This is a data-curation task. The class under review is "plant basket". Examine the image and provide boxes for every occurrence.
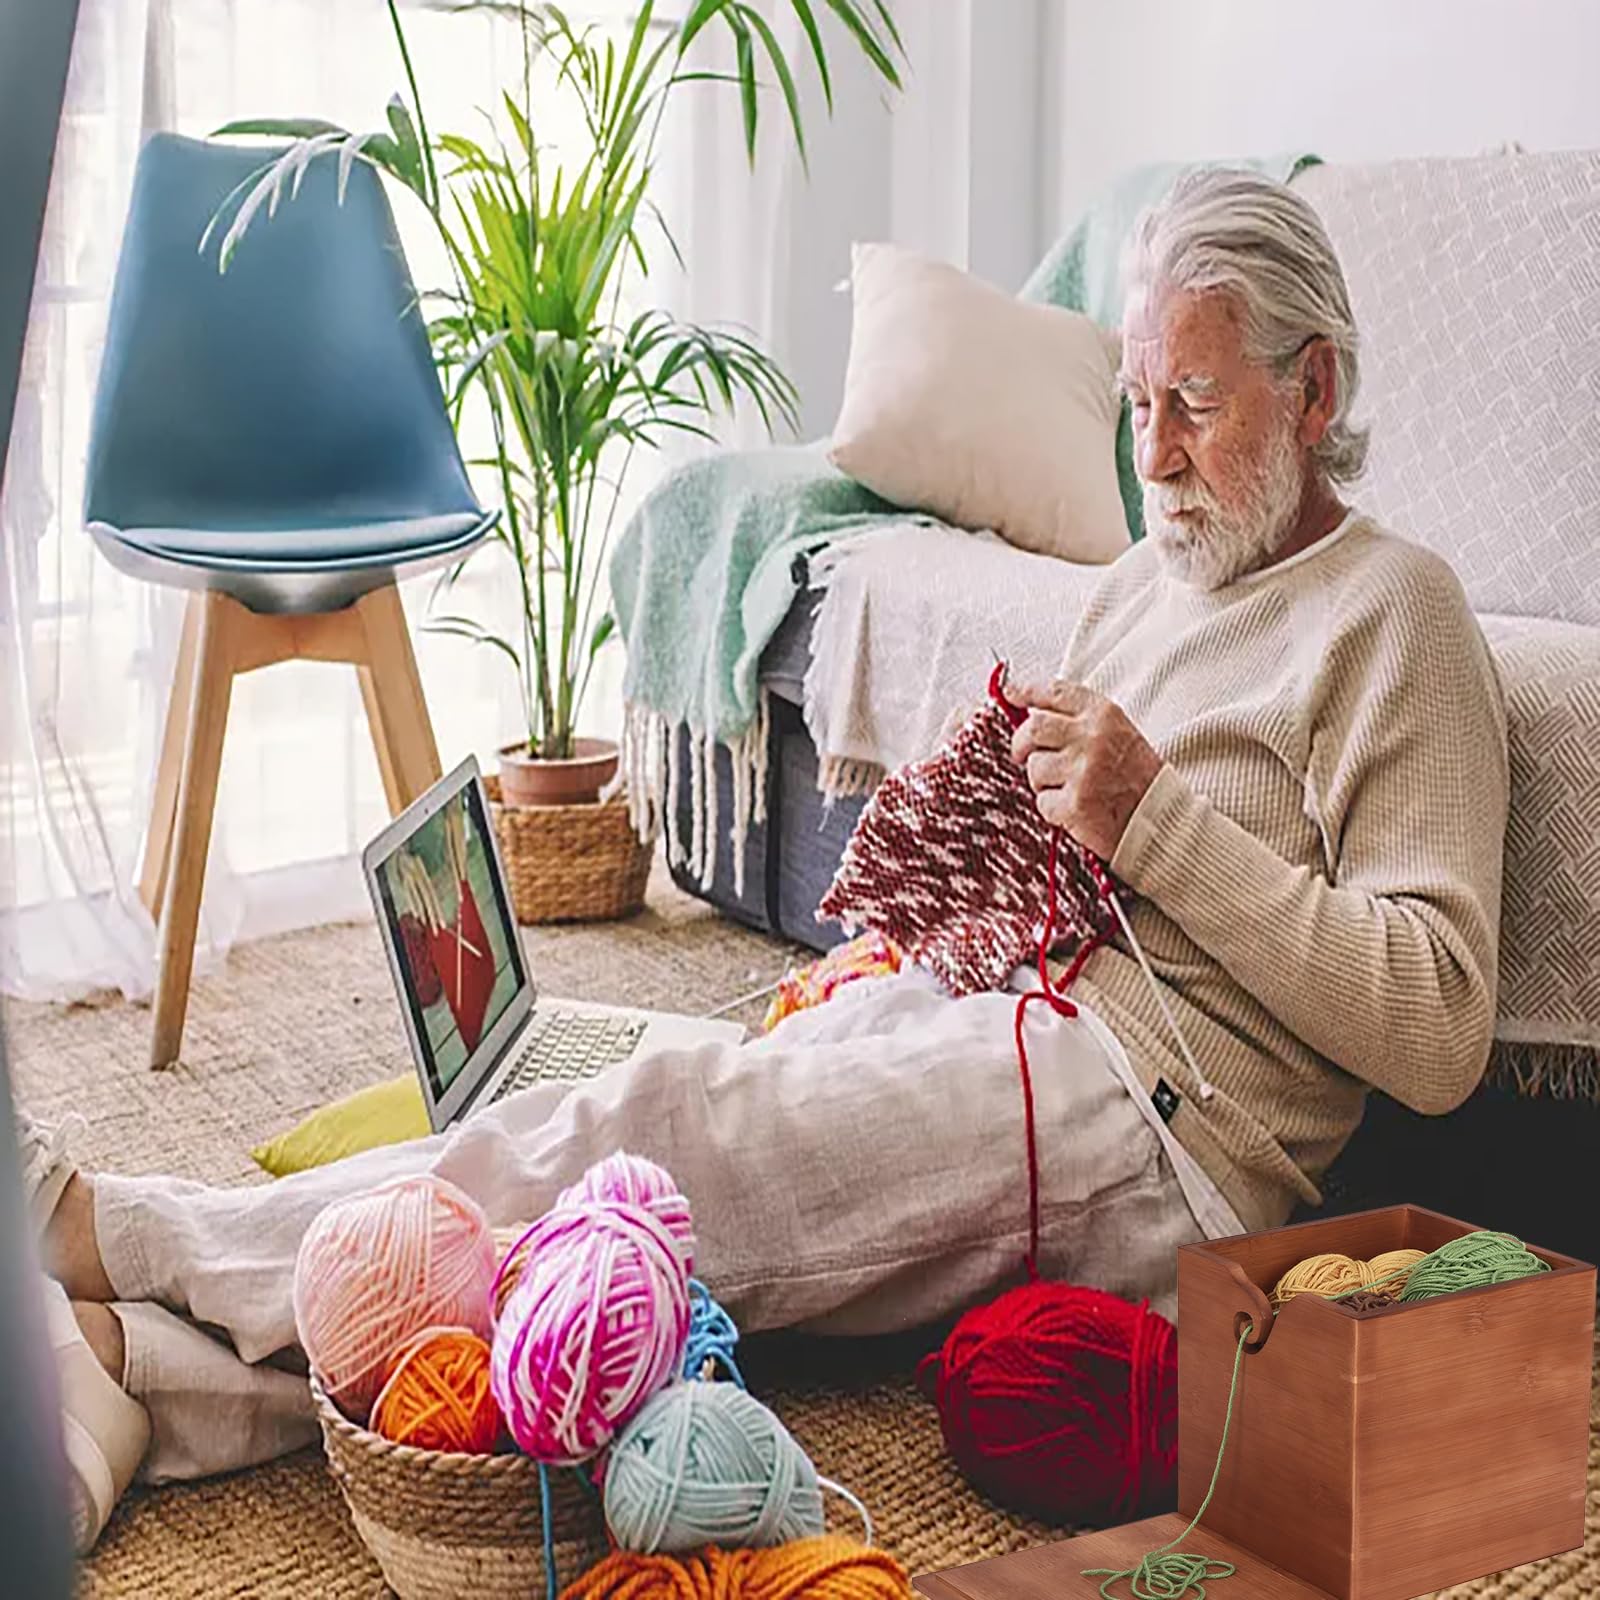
[311,1374,605,1600]
[484,773,653,925]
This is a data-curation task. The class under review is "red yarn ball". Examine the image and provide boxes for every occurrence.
[918,1281,1177,1524]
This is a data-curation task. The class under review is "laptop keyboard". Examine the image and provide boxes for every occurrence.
[490,1009,648,1100]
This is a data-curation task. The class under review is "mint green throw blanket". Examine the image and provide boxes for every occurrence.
[612,153,1318,891]
[612,441,931,889]
[611,439,921,750]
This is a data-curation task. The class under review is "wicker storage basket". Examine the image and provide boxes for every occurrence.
[311,1226,602,1598]
[485,774,653,925]
[311,1376,605,1600]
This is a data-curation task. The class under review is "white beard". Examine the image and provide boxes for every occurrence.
[1143,420,1305,590]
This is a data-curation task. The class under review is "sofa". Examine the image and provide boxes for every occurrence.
[667,149,1600,1263]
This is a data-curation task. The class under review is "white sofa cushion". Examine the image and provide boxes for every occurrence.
[828,241,1130,566]
[1295,153,1600,626]
[1479,613,1600,1048]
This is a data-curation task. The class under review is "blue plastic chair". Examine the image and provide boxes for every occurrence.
[84,133,497,1066]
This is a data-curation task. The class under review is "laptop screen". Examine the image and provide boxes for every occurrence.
[371,774,527,1101]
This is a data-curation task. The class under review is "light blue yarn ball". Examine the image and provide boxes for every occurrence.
[603,1380,825,1554]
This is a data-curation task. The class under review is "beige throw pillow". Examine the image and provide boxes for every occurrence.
[829,241,1128,564]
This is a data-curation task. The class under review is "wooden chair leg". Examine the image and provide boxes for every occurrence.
[138,593,203,921]
[150,592,237,1069]
[354,583,442,813]
[357,664,406,816]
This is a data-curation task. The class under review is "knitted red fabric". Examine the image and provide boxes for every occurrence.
[818,692,1115,997]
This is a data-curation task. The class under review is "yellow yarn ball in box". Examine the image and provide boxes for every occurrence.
[1271,1253,1367,1306]
[1363,1248,1427,1297]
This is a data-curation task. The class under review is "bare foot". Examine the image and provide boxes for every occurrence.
[44,1174,116,1303]
[71,1302,126,1386]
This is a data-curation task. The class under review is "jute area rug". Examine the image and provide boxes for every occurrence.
[5,864,1597,1598]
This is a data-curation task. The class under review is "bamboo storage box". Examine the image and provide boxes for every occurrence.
[1179,1204,1595,1600]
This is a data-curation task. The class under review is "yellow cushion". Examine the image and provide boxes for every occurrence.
[251,1074,430,1177]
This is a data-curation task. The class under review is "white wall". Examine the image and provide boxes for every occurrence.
[759,0,1048,440]
[1041,1,1600,234]
[756,1,1600,442]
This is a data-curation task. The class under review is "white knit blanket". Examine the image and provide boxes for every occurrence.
[804,523,1106,797]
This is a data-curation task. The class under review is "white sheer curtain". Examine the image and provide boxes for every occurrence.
[661,0,1049,444]
[0,0,212,1004]
[0,0,680,1004]
[648,9,804,456]
[0,0,1035,1006]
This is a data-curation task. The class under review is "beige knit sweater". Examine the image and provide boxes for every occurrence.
[1054,511,1509,1233]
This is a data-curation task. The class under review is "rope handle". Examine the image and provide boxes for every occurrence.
[1223,1262,1275,1352]
[489,1216,543,1320]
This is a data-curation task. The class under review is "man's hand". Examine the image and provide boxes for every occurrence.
[1008,681,1164,859]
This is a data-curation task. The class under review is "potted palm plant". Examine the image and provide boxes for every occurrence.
[213,0,903,821]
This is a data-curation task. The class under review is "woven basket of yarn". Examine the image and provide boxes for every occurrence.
[311,1374,604,1600]
[485,776,652,925]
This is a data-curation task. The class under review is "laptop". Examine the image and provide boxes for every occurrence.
[363,757,745,1133]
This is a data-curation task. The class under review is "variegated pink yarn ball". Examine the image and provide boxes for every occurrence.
[557,1151,697,1277]
[490,1198,691,1464]
[294,1174,496,1418]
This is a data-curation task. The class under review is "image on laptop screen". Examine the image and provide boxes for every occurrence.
[373,779,524,1098]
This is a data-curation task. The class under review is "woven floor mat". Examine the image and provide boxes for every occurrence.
[70,1343,1600,1600]
[6,863,1597,1597]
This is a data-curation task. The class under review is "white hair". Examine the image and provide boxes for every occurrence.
[1122,166,1370,486]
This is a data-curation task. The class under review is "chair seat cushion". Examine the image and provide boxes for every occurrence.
[100,511,486,566]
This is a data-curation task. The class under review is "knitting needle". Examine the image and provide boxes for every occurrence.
[703,974,786,1019]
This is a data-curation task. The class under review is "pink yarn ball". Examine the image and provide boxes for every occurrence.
[294,1175,495,1418]
[490,1198,690,1464]
[557,1152,696,1277]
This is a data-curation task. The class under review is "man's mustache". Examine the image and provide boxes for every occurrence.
[1149,482,1217,518]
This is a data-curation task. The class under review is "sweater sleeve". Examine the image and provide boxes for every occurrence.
[1109,556,1508,1114]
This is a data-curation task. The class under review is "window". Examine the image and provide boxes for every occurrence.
[4,0,694,932]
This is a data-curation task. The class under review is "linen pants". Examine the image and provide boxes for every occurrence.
[94,969,1210,1482]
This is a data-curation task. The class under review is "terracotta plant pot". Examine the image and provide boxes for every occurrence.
[497,736,620,808]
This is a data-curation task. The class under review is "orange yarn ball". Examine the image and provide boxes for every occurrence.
[370,1327,502,1455]
[559,1536,911,1599]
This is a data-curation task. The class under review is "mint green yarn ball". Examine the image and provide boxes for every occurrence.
[603,1381,825,1554]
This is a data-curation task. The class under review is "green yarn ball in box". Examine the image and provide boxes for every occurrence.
[1397,1231,1549,1303]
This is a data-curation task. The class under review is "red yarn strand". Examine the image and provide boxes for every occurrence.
[988,664,1114,1280]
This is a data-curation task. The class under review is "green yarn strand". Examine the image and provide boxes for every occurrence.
[1395,1231,1548,1302]
[1081,1322,1250,1600]
[1095,1553,1236,1600]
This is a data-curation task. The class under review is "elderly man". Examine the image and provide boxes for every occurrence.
[24,166,1506,1551]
